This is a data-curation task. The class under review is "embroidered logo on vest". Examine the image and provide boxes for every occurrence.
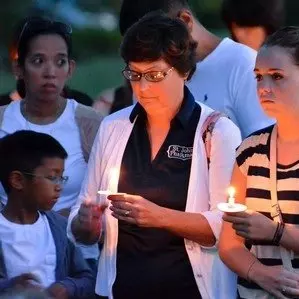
[167,145,193,161]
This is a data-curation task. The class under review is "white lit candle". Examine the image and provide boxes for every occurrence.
[98,168,125,197]
[217,186,247,213]
[108,167,120,192]
[227,186,235,207]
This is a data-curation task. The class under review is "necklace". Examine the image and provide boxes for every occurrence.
[21,100,66,135]
[21,99,66,125]
[24,116,56,136]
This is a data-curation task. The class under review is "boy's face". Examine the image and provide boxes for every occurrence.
[23,157,66,211]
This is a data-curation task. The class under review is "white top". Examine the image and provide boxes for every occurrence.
[67,102,242,298]
[186,38,274,138]
[0,99,87,211]
[0,212,56,287]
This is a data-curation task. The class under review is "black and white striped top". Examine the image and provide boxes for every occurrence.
[236,125,299,299]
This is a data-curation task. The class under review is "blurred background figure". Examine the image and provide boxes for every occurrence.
[221,0,285,50]
[93,79,134,117]
[0,16,93,107]
[32,0,117,30]
[0,0,298,110]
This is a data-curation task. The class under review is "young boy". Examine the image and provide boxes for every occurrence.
[0,130,95,298]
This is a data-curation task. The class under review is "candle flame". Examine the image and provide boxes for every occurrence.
[110,168,119,180]
[109,168,120,191]
[97,168,120,203]
[227,186,235,198]
[227,186,235,207]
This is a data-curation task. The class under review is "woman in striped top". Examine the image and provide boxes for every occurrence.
[219,26,299,299]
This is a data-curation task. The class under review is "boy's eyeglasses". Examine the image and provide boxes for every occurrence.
[22,172,69,186]
[18,20,72,49]
[122,67,174,82]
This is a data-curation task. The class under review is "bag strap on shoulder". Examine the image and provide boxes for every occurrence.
[270,125,294,271]
[201,111,226,167]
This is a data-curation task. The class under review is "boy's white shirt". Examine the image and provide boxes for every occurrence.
[0,212,56,287]
[68,101,241,299]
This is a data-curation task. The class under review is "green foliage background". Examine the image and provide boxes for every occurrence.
[0,0,297,98]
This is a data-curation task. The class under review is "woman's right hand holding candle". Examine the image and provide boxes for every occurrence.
[71,201,108,245]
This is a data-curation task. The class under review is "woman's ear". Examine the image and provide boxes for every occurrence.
[67,59,76,79]
[177,9,194,32]
[12,60,23,80]
[184,72,189,81]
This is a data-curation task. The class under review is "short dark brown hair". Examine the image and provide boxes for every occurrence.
[120,12,197,80]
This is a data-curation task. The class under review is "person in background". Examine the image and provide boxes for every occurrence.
[117,0,273,139]
[92,7,135,117]
[0,38,22,106]
[219,27,299,299]
[0,16,94,107]
[93,79,133,117]
[0,17,102,222]
[0,92,19,107]
[68,13,241,299]
[221,0,285,51]
[0,83,94,107]
[62,86,93,106]
[0,130,95,298]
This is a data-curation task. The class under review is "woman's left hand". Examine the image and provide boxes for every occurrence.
[223,210,277,241]
[108,194,165,228]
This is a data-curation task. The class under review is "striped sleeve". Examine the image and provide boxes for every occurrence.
[234,125,299,298]
[236,126,272,175]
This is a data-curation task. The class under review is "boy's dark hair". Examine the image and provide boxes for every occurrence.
[120,12,197,80]
[0,130,68,194]
[14,16,73,98]
[262,26,299,65]
[221,0,285,36]
[119,0,190,36]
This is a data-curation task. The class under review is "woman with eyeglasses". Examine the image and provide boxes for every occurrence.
[68,13,241,299]
[0,16,102,218]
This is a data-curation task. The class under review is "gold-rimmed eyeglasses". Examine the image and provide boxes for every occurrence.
[122,67,174,82]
